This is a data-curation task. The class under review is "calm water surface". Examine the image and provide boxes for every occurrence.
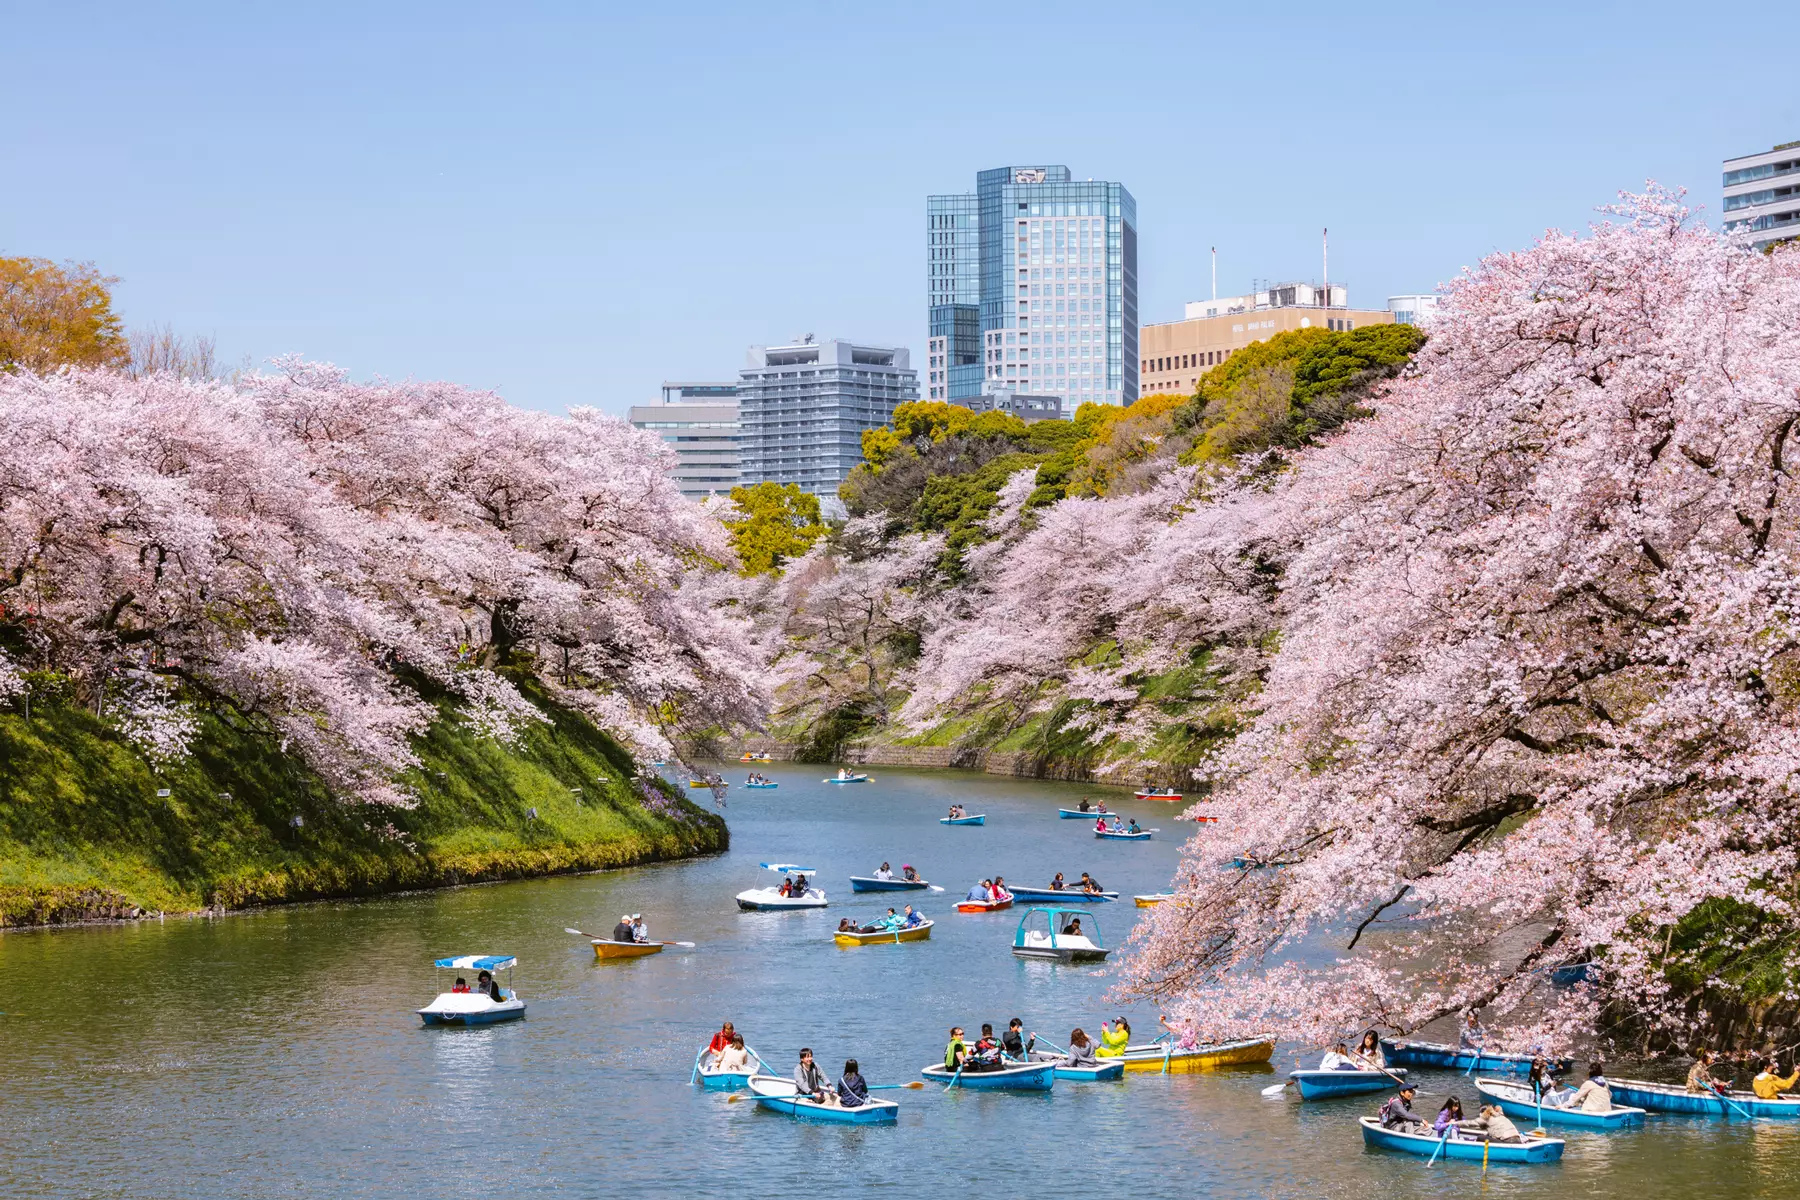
[4,766,1796,1197]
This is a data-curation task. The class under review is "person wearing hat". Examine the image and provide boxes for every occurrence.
[611,914,635,943]
[1377,1084,1426,1132]
[630,914,649,943]
[902,864,920,883]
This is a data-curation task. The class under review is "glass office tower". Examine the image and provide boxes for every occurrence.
[927,165,1137,412]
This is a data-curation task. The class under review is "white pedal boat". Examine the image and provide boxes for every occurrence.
[737,862,828,910]
[417,954,526,1026]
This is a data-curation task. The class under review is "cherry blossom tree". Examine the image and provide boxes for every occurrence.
[1117,189,1800,1051]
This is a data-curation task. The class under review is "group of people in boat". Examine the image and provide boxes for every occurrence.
[964,876,1012,903]
[837,905,925,935]
[744,771,770,785]
[447,969,507,1003]
[1686,1046,1800,1099]
[1317,1031,1388,1071]
[1094,815,1143,835]
[775,873,813,898]
[1379,1085,1532,1143]
[1074,797,1108,814]
[791,1047,870,1107]
[945,804,969,819]
[1045,871,1106,895]
[944,1019,1041,1072]
[609,913,652,944]
[702,1021,755,1075]
[869,862,921,883]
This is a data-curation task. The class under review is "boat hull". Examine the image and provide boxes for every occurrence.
[746,1076,897,1123]
[824,776,869,784]
[849,876,930,892]
[1291,1068,1405,1099]
[1095,830,1152,840]
[742,782,778,789]
[920,1062,1055,1091]
[834,920,933,946]
[1474,1078,1646,1129]
[1134,791,1182,801]
[1012,946,1110,962]
[1058,808,1113,819]
[1381,1039,1568,1074]
[940,815,985,826]
[1008,886,1116,903]
[956,898,1013,913]
[591,939,664,960]
[698,1068,755,1091]
[417,999,526,1027]
[1359,1117,1564,1163]
[1607,1078,1800,1118]
[1134,893,1173,907]
[1109,1037,1274,1073]
[736,887,828,911]
[1052,1061,1125,1081]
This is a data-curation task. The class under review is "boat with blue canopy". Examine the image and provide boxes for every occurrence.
[416,955,525,1026]
[1290,1067,1407,1099]
[1358,1116,1565,1164]
[1011,907,1109,962]
[746,1074,898,1122]
[1605,1077,1800,1118]
[1473,1077,1647,1129]
[919,1060,1055,1090]
[736,864,828,911]
[1381,1038,1569,1074]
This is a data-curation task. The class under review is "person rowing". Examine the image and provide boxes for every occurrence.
[1001,1017,1033,1060]
[611,913,635,943]
[944,1026,970,1071]
[1754,1057,1800,1099]
[1686,1048,1721,1093]
[1126,818,1142,835]
[1458,1104,1525,1144]
[1049,872,1066,891]
[1377,1084,1426,1132]
[1078,872,1103,895]
[877,907,904,931]
[793,1048,833,1104]
[705,1021,738,1060]
[967,1024,1003,1071]
[902,904,923,927]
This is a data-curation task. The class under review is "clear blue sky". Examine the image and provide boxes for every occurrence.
[5,2,1795,416]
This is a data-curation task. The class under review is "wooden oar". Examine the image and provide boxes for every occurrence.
[867,1082,925,1090]
[564,926,695,948]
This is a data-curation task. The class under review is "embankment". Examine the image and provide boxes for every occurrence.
[0,683,724,926]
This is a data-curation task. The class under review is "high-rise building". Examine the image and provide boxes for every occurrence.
[1138,282,1392,397]
[1723,141,1800,251]
[737,336,918,499]
[927,165,1137,414]
[627,382,742,499]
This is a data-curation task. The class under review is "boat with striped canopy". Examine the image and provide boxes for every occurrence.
[746,1075,898,1123]
[1473,1077,1647,1129]
[1358,1116,1565,1164]
[416,955,525,1027]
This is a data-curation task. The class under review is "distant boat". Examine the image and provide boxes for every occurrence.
[1052,1060,1124,1081]
[1135,790,1182,801]
[1008,885,1116,903]
[1095,828,1153,841]
[1133,893,1174,907]
[849,875,930,892]
[824,772,871,784]
[1012,906,1109,963]
[1110,1036,1274,1073]
[416,955,525,1027]
[1058,807,1110,819]
[748,1075,899,1123]
[589,938,665,961]
[939,814,985,826]
[742,781,779,789]
[1381,1038,1569,1074]
[833,919,933,946]
[1290,1067,1405,1099]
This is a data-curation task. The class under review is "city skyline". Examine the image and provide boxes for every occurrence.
[3,3,1795,418]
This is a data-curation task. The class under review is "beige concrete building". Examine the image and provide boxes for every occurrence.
[1138,281,1393,397]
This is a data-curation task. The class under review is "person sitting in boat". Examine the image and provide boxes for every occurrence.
[877,907,904,931]
[1078,797,1092,812]
[1094,816,1109,833]
[902,864,920,883]
[945,1027,970,1070]
[631,914,649,943]
[1002,1018,1033,1060]
[1049,873,1066,891]
[794,1048,833,1104]
[873,862,893,881]
[947,804,964,819]
[1458,1104,1525,1144]
[902,905,923,927]
[1318,1042,1358,1071]
[1096,1018,1131,1058]
[1061,915,1084,936]
[838,917,857,933]
[450,977,471,994]
[1525,1055,1560,1099]
[706,1021,738,1060]
[989,876,1012,902]
[1060,1028,1099,1068]
[1079,872,1103,894]
[714,1035,752,1075]
[611,914,635,943]
[791,874,809,895]
[1686,1048,1721,1093]
[1377,1084,1426,1132]
[1432,1095,1464,1133]
[967,1025,1003,1071]
[838,1059,868,1109]
[475,970,504,1003]
[1753,1058,1800,1100]
[1457,1010,1486,1052]
[1353,1030,1386,1070]
[836,768,852,780]
[1126,819,1143,835]
[966,879,992,902]
[777,878,794,898]
[1159,1015,1200,1051]
[1096,800,1108,814]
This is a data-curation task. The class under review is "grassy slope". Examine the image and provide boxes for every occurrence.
[0,682,724,924]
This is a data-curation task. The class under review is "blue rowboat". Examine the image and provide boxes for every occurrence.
[1549,962,1600,986]
[697,1067,756,1090]
[1473,1077,1646,1129]
[1381,1039,1569,1074]
[849,875,930,892]
[1095,828,1152,840]
[1007,885,1117,903]
[920,1061,1055,1091]
[746,1075,897,1123]
[1607,1077,1800,1118]
[1290,1067,1405,1099]
[940,814,986,826]
[1358,1117,1564,1163]
[1058,808,1114,819]
[743,782,779,789]
[1052,1060,1124,1082]
[823,773,870,784]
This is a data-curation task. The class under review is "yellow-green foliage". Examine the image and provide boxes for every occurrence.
[1065,392,1191,495]
[723,481,826,574]
[0,680,724,923]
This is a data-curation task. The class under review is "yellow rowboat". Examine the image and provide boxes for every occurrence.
[591,939,666,960]
[1134,893,1175,907]
[833,919,934,947]
[1108,1035,1275,1073]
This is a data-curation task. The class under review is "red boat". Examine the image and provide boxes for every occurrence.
[1135,790,1183,802]
[956,897,1014,913]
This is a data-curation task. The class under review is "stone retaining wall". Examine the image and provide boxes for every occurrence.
[725,736,1185,789]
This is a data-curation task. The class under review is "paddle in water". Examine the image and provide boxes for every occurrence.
[1425,1126,1451,1166]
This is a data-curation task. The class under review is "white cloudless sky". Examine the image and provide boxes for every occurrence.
[4,1,1795,415]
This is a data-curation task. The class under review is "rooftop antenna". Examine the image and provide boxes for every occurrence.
[1211,247,1217,302]
[1322,228,1329,308]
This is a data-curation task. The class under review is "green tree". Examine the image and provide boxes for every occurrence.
[723,482,827,575]
[0,257,129,373]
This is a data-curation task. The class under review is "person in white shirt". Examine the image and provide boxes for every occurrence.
[1353,1030,1386,1070]
[714,1035,752,1074]
[872,862,893,881]
[630,914,649,943]
[1319,1042,1359,1071]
